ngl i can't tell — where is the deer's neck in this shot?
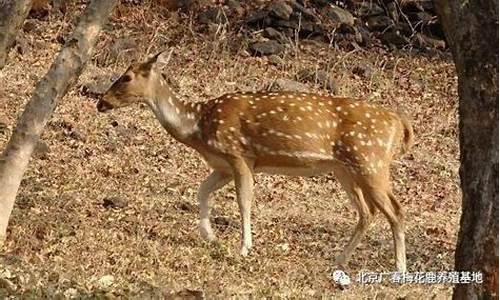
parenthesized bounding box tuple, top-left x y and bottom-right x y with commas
(146, 79, 200, 142)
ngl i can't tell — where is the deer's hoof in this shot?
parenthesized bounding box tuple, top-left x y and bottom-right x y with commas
(240, 246, 251, 256)
(199, 223, 216, 242)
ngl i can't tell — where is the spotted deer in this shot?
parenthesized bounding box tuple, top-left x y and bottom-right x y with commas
(96, 52, 414, 272)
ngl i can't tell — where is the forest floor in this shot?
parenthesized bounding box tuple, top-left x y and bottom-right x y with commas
(0, 3, 459, 299)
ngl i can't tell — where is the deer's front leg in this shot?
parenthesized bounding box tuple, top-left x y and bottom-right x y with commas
(198, 170, 232, 241)
(231, 159, 254, 256)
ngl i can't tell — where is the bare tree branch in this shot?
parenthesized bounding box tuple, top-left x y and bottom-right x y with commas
(0, 0, 32, 69)
(0, 0, 118, 245)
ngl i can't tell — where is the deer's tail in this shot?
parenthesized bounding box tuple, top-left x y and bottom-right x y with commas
(397, 110, 414, 155)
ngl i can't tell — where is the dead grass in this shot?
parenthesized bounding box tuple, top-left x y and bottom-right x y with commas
(0, 4, 459, 298)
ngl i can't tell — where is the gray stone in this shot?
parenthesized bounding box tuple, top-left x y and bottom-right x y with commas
(412, 33, 446, 50)
(249, 40, 285, 56)
(365, 15, 394, 31)
(357, 25, 373, 47)
(297, 69, 338, 94)
(198, 7, 228, 24)
(380, 30, 411, 48)
(263, 27, 284, 41)
(274, 19, 300, 30)
(269, 78, 310, 92)
(355, 2, 385, 17)
(69, 129, 86, 142)
(326, 5, 354, 26)
(226, 0, 244, 15)
(352, 63, 374, 79)
(267, 55, 283, 65)
(246, 10, 269, 24)
(102, 196, 127, 209)
(386, 2, 399, 21)
(316, 70, 338, 94)
(269, 1, 293, 20)
(290, 1, 320, 22)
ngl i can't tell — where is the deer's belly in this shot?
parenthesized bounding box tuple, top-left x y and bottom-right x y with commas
(255, 165, 334, 176)
(199, 149, 338, 177)
(254, 156, 337, 176)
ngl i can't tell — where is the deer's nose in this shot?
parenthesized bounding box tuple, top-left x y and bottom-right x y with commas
(97, 100, 113, 112)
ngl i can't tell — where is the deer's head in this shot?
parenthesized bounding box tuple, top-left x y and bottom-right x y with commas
(97, 51, 171, 112)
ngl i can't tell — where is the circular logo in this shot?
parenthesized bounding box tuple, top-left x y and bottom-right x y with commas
(332, 270, 351, 286)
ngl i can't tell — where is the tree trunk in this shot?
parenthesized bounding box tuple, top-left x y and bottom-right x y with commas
(0, 0, 32, 69)
(0, 0, 117, 246)
(434, 0, 499, 299)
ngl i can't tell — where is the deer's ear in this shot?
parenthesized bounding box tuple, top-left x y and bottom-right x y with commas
(146, 50, 172, 70)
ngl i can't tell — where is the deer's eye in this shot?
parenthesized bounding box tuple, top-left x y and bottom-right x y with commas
(121, 75, 132, 82)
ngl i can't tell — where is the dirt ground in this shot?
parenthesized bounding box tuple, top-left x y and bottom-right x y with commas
(0, 3, 460, 298)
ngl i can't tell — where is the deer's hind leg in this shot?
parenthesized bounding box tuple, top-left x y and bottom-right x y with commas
(358, 169, 406, 272)
(334, 168, 377, 267)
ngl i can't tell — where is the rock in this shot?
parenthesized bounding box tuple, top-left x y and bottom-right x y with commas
(267, 55, 283, 66)
(386, 2, 399, 21)
(63, 288, 79, 298)
(355, 2, 384, 17)
(290, 1, 320, 22)
(263, 27, 285, 41)
(352, 63, 374, 79)
(34, 140, 50, 159)
(175, 201, 197, 212)
(326, 5, 354, 26)
(338, 23, 356, 34)
(269, 78, 310, 92)
(380, 30, 411, 48)
(97, 275, 114, 289)
(0, 278, 16, 293)
(166, 289, 204, 300)
(401, 0, 434, 13)
(269, 1, 293, 20)
(249, 40, 285, 56)
(115, 124, 137, 137)
(311, 0, 329, 6)
(357, 25, 373, 47)
(412, 11, 435, 26)
(412, 33, 446, 50)
(365, 15, 394, 31)
(297, 69, 338, 93)
(69, 129, 86, 142)
(274, 19, 300, 30)
(246, 10, 269, 25)
(394, 22, 414, 37)
(297, 20, 316, 34)
(198, 7, 228, 24)
(226, 0, 244, 15)
(102, 196, 127, 209)
(316, 70, 338, 93)
(157, 0, 198, 11)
